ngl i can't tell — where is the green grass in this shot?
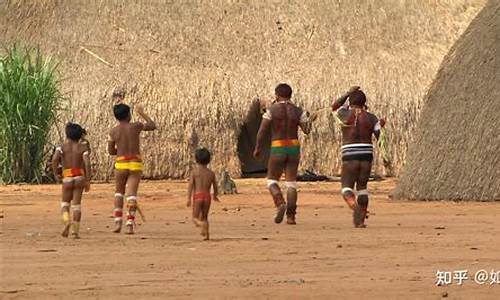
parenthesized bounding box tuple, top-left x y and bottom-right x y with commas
(0, 46, 62, 183)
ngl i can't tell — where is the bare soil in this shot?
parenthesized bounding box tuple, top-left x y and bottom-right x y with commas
(1, 179, 499, 299)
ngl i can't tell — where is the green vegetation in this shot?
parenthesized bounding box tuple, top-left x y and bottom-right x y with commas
(0, 46, 62, 183)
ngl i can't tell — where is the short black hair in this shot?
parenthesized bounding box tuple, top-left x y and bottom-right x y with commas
(349, 90, 367, 107)
(195, 148, 211, 165)
(65, 122, 84, 141)
(113, 103, 130, 121)
(275, 83, 292, 99)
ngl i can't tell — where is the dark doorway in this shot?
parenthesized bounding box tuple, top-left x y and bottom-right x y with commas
(237, 99, 271, 177)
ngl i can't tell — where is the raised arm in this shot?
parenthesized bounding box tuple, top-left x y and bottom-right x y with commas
(332, 86, 360, 111)
(373, 117, 386, 140)
(83, 150, 92, 192)
(107, 139, 117, 155)
(186, 174, 194, 207)
(299, 111, 313, 134)
(135, 105, 157, 131)
(51, 147, 62, 182)
(81, 138, 91, 155)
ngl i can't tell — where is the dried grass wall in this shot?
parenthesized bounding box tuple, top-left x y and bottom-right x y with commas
(0, 0, 486, 180)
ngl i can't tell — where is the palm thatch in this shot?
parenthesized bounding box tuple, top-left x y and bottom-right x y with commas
(0, 0, 486, 180)
(394, 0, 500, 201)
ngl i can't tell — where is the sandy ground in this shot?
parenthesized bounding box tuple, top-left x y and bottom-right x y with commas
(1, 178, 500, 299)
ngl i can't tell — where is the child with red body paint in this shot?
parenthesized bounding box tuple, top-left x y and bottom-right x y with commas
(186, 148, 220, 240)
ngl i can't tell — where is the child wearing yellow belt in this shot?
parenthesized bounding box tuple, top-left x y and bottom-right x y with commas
(107, 89, 157, 234)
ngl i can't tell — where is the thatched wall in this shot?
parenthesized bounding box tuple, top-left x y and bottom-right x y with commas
(394, 0, 499, 201)
(0, 0, 486, 180)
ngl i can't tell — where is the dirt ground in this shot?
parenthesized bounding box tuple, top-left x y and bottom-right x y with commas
(1, 178, 499, 299)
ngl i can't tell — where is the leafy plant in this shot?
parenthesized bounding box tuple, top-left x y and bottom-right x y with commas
(0, 46, 62, 183)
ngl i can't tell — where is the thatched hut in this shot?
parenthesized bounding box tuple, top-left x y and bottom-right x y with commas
(394, 0, 499, 201)
(0, 0, 486, 180)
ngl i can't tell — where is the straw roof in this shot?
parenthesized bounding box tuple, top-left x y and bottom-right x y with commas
(0, 0, 486, 180)
(395, 0, 500, 200)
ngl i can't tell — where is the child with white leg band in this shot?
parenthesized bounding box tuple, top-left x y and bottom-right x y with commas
(52, 123, 91, 239)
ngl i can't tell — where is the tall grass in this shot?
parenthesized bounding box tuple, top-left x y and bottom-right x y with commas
(0, 46, 62, 183)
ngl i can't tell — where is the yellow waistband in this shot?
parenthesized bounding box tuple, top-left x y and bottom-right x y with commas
(115, 161, 144, 171)
(271, 139, 300, 147)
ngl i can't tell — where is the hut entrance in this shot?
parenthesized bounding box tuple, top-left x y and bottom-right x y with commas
(237, 99, 271, 177)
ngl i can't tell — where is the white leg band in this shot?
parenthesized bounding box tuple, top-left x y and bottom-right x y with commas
(357, 189, 368, 196)
(115, 193, 124, 198)
(61, 202, 70, 208)
(71, 205, 81, 212)
(127, 196, 137, 206)
(267, 179, 279, 188)
(285, 181, 298, 189)
(341, 187, 354, 195)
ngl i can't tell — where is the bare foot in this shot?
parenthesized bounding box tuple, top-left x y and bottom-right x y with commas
(201, 222, 209, 237)
(125, 224, 134, 235)
(286, 216, 296, 225)
(274, 204, 286, 224)
(353, 207, 368, 228)
(344, 195, 357, 210)
(193, 218, 203, 228)
(112, 221, 122, 233)
(61, 223, 70, 238)
(72, 232, 80, 239)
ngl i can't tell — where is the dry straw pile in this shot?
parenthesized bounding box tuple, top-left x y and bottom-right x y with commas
(395, 0, 500, 201)
(0, 0, 486, 180)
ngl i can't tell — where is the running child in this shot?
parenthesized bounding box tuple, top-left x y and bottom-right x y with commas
(187, 148, 220, 240)
(52, 122, 91, 239)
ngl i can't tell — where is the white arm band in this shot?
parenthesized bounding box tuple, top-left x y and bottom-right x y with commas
(262, 110, 272, 120)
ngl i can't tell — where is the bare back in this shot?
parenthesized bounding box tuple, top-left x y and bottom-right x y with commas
(61, 142, 87, 169)
(338, 108, 379, 145)
(267, 101, 304, 141)
(110, 122, 144, 155)
(192, 166, 216, 193)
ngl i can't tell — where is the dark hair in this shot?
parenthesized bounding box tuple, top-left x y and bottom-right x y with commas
(275, 83, 292, 99)
(195, 148, 211, 165)
(113, 103, 130, 121)
(65, 122, 84, 141)
(349, 90, 367, 107)
(112, 87, 126, 100)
